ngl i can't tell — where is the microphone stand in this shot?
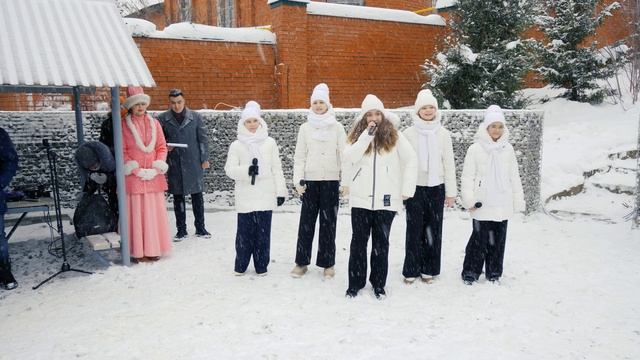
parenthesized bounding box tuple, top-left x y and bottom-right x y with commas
(33, 140, 92, 290)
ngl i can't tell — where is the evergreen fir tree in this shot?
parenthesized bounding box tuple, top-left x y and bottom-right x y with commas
(536, 0, 622, 103)
(424, 0, 538, 109)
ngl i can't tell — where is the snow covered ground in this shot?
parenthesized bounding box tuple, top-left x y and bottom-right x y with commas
(1, 86, 639, 359)
(523, 86, 639, 201)
(1, 208, 639, 359)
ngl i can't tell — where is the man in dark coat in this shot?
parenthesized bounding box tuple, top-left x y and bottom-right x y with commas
(158, 89, 211, 240)
(0, 127, 19, 290)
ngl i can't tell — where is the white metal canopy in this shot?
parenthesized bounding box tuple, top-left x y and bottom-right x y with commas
(0, 0, 155, 87)
(0, 0, 157, 267)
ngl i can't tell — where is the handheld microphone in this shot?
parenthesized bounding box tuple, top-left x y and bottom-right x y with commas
(474, 202, 483, 209)
(250, 158, 259, 185)
(299, 180, 306, 187)
(368, 125, 377, 136)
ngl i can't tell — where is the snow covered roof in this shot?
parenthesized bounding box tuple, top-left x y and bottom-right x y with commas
(0, 0, 155, 88)
(124, 19, 277, 44)
(306, 2, 446, 25)
(436, 0, 458, 10)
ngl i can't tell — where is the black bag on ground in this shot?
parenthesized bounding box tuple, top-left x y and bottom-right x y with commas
(73, 193, 117, 238)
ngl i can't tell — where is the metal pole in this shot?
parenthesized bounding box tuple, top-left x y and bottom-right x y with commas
(73, 86, 84, 144)
(635, 113, 640, 228)
(111, 86, 130, 265)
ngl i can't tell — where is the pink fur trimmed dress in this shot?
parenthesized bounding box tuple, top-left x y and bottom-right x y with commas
(122, 113, 172, 259)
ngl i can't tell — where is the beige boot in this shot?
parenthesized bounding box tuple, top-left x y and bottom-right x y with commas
(404, 277, 417, 284)
(290, 265, 308, 278)
(421, 274, 436, 284)
(323, 266, 335, 279)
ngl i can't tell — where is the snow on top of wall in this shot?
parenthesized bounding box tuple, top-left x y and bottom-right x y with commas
(123, 19, 277, 44)
(267, 0, 309, 4)
(436, 0, 458, 9)
(306, 2, 446, 26)
(124, 18, 157, 36)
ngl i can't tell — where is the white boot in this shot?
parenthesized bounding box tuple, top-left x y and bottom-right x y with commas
(404, 277, 417, 284)
(290, 265, 307, 278)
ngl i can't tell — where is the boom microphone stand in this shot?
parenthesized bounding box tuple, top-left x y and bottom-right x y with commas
(33, 139, 92, 290)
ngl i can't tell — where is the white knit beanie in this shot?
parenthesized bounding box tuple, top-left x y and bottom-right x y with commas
(482, 105, 506, 128)
(356, 94, 385, 122)
(239, 100, 262, 126)
(361, 94, 384, 113)
(310, 83, 331, 106)
(414, 89, 439, 114)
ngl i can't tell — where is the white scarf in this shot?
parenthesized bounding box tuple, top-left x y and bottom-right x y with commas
(126, 113, 156, 153)
(237, 123, 270, 175)
(479, 135, 509, 207)
(412, 114, 441, 186)
(307, 108, 337, 142)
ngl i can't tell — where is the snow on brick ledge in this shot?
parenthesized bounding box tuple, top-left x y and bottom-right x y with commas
(306, 2, 446, 26)
(123, 18, 157, 37)
(124, 19, 277, 44)
(267, 0, 309, 4)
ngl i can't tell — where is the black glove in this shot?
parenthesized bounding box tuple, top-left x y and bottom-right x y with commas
(277, 197, 285, 206)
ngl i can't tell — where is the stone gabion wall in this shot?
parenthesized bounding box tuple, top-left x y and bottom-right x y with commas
(0, 109, 543, 212)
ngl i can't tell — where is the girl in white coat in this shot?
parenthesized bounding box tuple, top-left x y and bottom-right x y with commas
(460, 105, 525, 285)
(291, 83, 347, 279)
(402, 89, 457, 284)
(225, 101, 287, 276)
(344, 94, 417, 299)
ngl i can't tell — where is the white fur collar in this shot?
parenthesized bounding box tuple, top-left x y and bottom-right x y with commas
(126, 114, 157, 153)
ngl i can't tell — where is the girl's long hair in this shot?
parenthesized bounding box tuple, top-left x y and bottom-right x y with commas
(347, 112, 398, 155)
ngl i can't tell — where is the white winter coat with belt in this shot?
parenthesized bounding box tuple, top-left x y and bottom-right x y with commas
(343, 113, 418, 212)
(225, 126, 287, 214)
(460, 126, 525, 221)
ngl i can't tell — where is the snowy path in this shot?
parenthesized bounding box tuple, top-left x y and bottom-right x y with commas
(1, 208, 638, 359)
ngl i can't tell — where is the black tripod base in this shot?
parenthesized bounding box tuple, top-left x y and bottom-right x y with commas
(32, 262, 93, 290)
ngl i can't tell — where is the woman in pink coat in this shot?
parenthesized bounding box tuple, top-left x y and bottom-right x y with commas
(122, 87, 172, 262)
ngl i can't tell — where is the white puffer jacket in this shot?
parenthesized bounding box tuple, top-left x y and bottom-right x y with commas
(460, 126, 525, 221)
(292, 120, 347, 184)
(225, 127, 287, 214)
(343, 112, 418, 212)
(403, 113, 457, 197)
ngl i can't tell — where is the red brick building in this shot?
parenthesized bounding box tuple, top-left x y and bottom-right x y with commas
(0, 0, 634, 111)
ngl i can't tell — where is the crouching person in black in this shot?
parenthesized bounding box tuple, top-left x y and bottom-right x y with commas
(75, 141, 118, 218)
(0, 127, 19, 290)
